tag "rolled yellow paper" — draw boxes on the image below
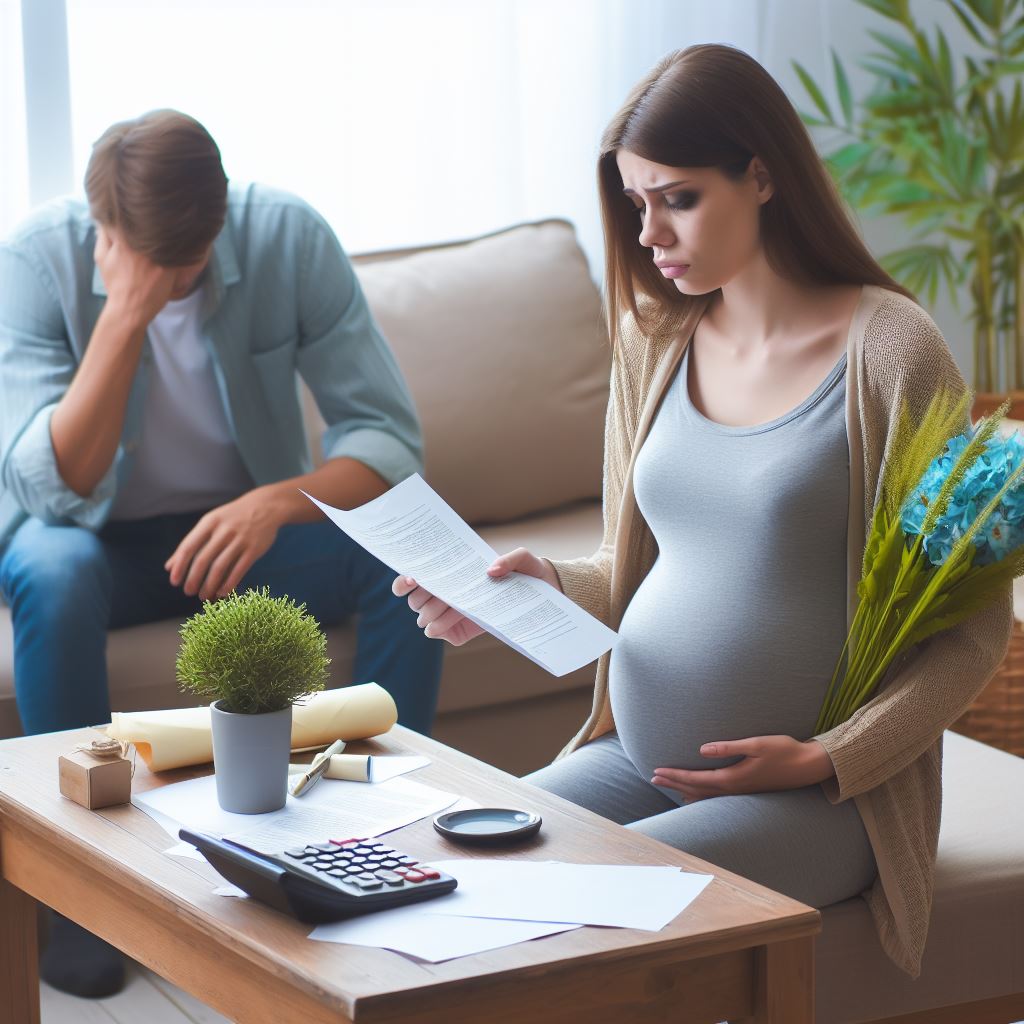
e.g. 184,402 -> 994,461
107,683 -> 397,772
325,754 -> 373,783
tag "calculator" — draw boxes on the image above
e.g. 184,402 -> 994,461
179,828 -> 458,923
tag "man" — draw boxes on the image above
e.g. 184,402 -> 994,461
0,109 -> 444,997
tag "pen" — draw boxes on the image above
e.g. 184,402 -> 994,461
289,739 -> 346,797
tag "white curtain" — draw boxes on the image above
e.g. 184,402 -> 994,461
0,0 -> 28,235
5,0 -> 760,275
3,0 -> 974,372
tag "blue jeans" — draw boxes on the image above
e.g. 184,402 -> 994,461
0,513 -> 445,737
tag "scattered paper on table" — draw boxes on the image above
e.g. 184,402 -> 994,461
425,860 -> 715,931
213,883 -> 249,898
309,902 -> 579,962
134,774 -> 460,857
370,755 -> 430,783
307,859 -> 713,960
303,475 -> 617,676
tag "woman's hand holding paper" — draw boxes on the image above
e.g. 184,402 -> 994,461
393,547 -> 562,646
651,735 -> 836,802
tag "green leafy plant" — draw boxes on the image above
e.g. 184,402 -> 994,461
816,390 -> 1024,732
176,587 -> 329,715
792,0 -> 1024,393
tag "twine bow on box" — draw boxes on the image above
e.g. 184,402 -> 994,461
73,738 -> 137,778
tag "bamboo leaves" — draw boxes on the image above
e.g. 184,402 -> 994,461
791,0 -> 1024,391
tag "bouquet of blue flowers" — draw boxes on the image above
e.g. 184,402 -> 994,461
816,391 -> 1024,732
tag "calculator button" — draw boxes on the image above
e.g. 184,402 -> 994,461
327,868 -> 348,877
355,872 -> 377,881
303,846 -> 321,855
375,870 -> 404,885
344,865 -> 364,874
418,868 -> 441,880
350,856 -> 369,865
284,849 -> 307,859
310,860 -> 334,871
380,859 -> 400,869
353,877 -> 383,890
396,856 -> 418,866
311,843 -> 335,853
330,839 -> 360,849
368,854 -> 389,863
404,870 -> 427,884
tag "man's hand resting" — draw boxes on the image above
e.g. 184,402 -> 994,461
165,490 -> 284,602
652,736 -> 836,802
393,547 -> 561,645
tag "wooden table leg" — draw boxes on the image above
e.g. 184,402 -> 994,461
735,936 -> 815,1024
0,877 -> 40,1024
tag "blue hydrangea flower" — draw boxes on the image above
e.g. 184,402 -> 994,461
900,428 -> 1024,567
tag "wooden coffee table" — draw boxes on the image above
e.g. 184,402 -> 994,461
0,725 -> 820,1023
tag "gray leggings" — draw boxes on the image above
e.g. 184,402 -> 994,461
523,732 -> 877,909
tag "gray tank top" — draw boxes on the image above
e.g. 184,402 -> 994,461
608,342 -> 849,803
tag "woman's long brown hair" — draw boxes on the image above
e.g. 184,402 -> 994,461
599,43 -> 916,347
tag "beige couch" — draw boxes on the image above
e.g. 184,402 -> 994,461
0,218 -> 609,775
2,217 -> 1022,1023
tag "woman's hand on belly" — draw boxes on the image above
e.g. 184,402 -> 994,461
651,736 -> 836,802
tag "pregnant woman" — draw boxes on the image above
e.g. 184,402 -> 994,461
394,44 -> 1012,981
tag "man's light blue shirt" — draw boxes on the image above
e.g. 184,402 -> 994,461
0,181 -> 423,553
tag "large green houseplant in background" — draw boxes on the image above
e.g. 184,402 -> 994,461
792,0 -> 1024,409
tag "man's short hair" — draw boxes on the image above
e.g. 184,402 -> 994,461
84,109 -> 228,267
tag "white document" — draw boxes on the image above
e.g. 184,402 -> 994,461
309,903 -> 580,962
134,774 -> 460,857
370,755 -> 430,783
302,475 -> 617,676
424,860 -> 715,931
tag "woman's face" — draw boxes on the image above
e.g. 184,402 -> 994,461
615,149 -> 773,295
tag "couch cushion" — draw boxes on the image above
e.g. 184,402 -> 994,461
815,730 -> 1024,1023
302,219 -> 610,526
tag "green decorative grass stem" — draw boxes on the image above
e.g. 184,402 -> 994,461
176,587 -> 330,715
815,391 -> 1024,733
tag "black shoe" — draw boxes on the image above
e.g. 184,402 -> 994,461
39,911 -> 126,999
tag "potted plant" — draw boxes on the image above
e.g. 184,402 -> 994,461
176,586 -> 330,813
791,0 -> 1024,415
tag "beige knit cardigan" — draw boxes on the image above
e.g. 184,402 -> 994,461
547,283 -> 1013,979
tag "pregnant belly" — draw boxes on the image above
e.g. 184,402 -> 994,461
608,564 -> 842,793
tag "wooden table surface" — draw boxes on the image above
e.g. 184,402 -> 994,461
0,725 -> 820,1024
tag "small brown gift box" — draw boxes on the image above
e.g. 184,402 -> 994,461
59,748 -> 132,809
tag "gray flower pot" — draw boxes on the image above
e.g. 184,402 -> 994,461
209,700 -> 292,813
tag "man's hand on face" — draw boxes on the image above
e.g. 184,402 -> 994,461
94,225 -> 179,331
164,491 -> 283,603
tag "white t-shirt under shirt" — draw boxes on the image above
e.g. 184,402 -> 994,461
108,285 -> 255,521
